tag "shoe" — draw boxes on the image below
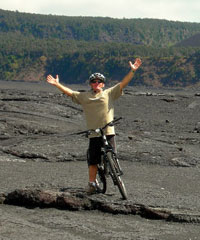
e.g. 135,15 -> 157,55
86,182 -> 97,195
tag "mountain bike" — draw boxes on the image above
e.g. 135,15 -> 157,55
75,117 -> 128,200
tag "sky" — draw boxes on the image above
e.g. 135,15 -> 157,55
0,0 -> 200,23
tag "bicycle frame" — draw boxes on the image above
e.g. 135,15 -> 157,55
75,117 -> 123,173
98,128 -> 113,151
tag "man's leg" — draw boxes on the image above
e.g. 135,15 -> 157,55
86,164 -> 98,194
87,135 -> 115,183
87,137 -> 101,184
89,164 -> 98,182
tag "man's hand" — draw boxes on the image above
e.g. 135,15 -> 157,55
47,74 -> 59,86
120,58 -> 142,90
46,74 -> 73,96
129,58 -> 142,71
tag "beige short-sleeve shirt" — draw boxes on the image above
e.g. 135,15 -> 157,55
72,83 -> 122,137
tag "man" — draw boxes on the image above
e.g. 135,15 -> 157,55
46,58 -> 142,194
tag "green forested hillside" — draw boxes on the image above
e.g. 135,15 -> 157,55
0,9 -> 200,86
1,9 -> 200,47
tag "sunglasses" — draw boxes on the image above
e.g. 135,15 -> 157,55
90,79 -> 103,84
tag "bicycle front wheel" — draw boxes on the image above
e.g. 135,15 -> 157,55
106,151 -> 128,200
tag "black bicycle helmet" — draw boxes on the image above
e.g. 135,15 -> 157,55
89,73 -> 106,83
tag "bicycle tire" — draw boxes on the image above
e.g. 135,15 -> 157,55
106,151 -> 128,200
96,166 -> 107,194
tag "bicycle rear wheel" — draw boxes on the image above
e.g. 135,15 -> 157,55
106,151 -> 128,200
96,165 -> 107,194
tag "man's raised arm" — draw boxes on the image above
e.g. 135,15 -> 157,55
120,58 -> 142,90
46,75 -> 73,97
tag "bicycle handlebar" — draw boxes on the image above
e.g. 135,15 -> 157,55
102,117 -> 122,130
73,117 -> 122,136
